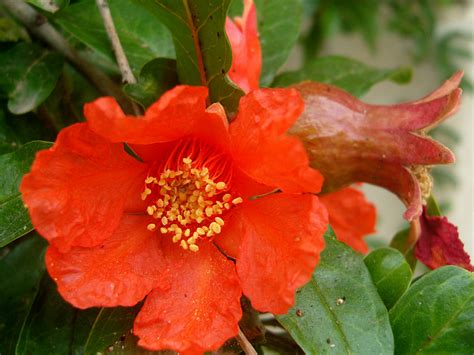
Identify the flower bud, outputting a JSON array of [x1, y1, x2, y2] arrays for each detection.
[[290, 72, 463, 220]]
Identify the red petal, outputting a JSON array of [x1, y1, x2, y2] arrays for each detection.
[[290, 74, 461, 220], [134, 241, 242, 353], [320, 187, 376, 253], [226, 0, 262, 92], [84, 86, 230, 149], [230, 89, 323, 193], [233, 193, 327, 314], [46, 215, 168, 309], [415, 207, 473, 271], [20, 123, 147, 252]]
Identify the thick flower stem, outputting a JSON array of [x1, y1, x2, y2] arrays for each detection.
[[236, 328, 258, 355], [0, 0, 131, 110]]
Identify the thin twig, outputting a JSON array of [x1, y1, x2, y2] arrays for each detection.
[[236, 328, 258, 355], [0, 0, 131, 109], [95, 0, 141, 115], [95, 0, 136, 84]]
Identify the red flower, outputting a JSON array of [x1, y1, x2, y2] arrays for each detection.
[[20, 86, 328, 353], [226, 0, 261, 93], [226, 1, 377, 252], [320, 187, 376, 253], [290, 73, 462, 221]]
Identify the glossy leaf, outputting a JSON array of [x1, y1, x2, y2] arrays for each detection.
[[0, 109, 55, 154], [390, 266, 474, 354], [390, 228, 417, 271], [277, 229, 393, 354], [0, 43, 63, 114], [27, 0, 69, 13], [254, 0, 301, 86], [0, 141, 52, 247], [72, 310, 104, 355], [364, 247, 413, 309], [124, 58, 178, 109], [54, 0, 175, 74], [39, 64, 101, 130], [0, 235, 47, 355], [84, 305, 141, 354], [273, 56, 411, 97], [16, 276, 99, 355], [132, 0, 244, 114]]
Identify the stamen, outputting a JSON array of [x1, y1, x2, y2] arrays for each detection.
[[142, 156, 242, 251]]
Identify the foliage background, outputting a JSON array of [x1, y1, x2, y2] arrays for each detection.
[[0, 0, 472, 353]]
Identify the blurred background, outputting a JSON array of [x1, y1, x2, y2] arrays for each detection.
[[289, 0, 473, 256]]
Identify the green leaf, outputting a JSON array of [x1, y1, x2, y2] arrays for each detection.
[[132, 0, 244, 115], [254, 0, 302, 86], [27, 0, 69, 13], [84, 305, 141, 354], [0, 141, 52, 247], [390, 227, 417, 271], [0, 17, 29, 42], [426, 194, 442, 217], [38, 64, 101, 130], [0, 234, 47, 355], [364, 247, 413, 309], [106, 333, 165, 355], [0, 43, 63, 114], [0, 107, 55, 154], [54, 0, 175, 74], [124, 58, 178, 109], [277, 229, 394, 354], [390, 266, 474, 354], [71, 310, 104, 355], [16, 276, 99, 355], [273, 56, 412, 97]]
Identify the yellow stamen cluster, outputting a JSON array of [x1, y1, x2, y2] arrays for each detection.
[[142, 157, 243, 252]]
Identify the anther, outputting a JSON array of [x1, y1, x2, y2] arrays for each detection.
[[232, 197, 243, 205], [147, 206, 155, 215], [147, 223, 156, 231], [145, 176, 155, 184], [210, 222, 221, 234]]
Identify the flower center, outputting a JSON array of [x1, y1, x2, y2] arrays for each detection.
[[141, 157, 242, 252]]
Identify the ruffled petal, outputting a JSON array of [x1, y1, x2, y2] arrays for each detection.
[[226, 0, 262, 92], [233, 193, 328, 314], [320, 187, 376, 253], [134, 241, 242, 354], [20, 123, 147, 252], [85, 86, 230, 149], [230, 89, 323, 193], [46, 215, 168, 309], [415, 207, 473, 271]]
